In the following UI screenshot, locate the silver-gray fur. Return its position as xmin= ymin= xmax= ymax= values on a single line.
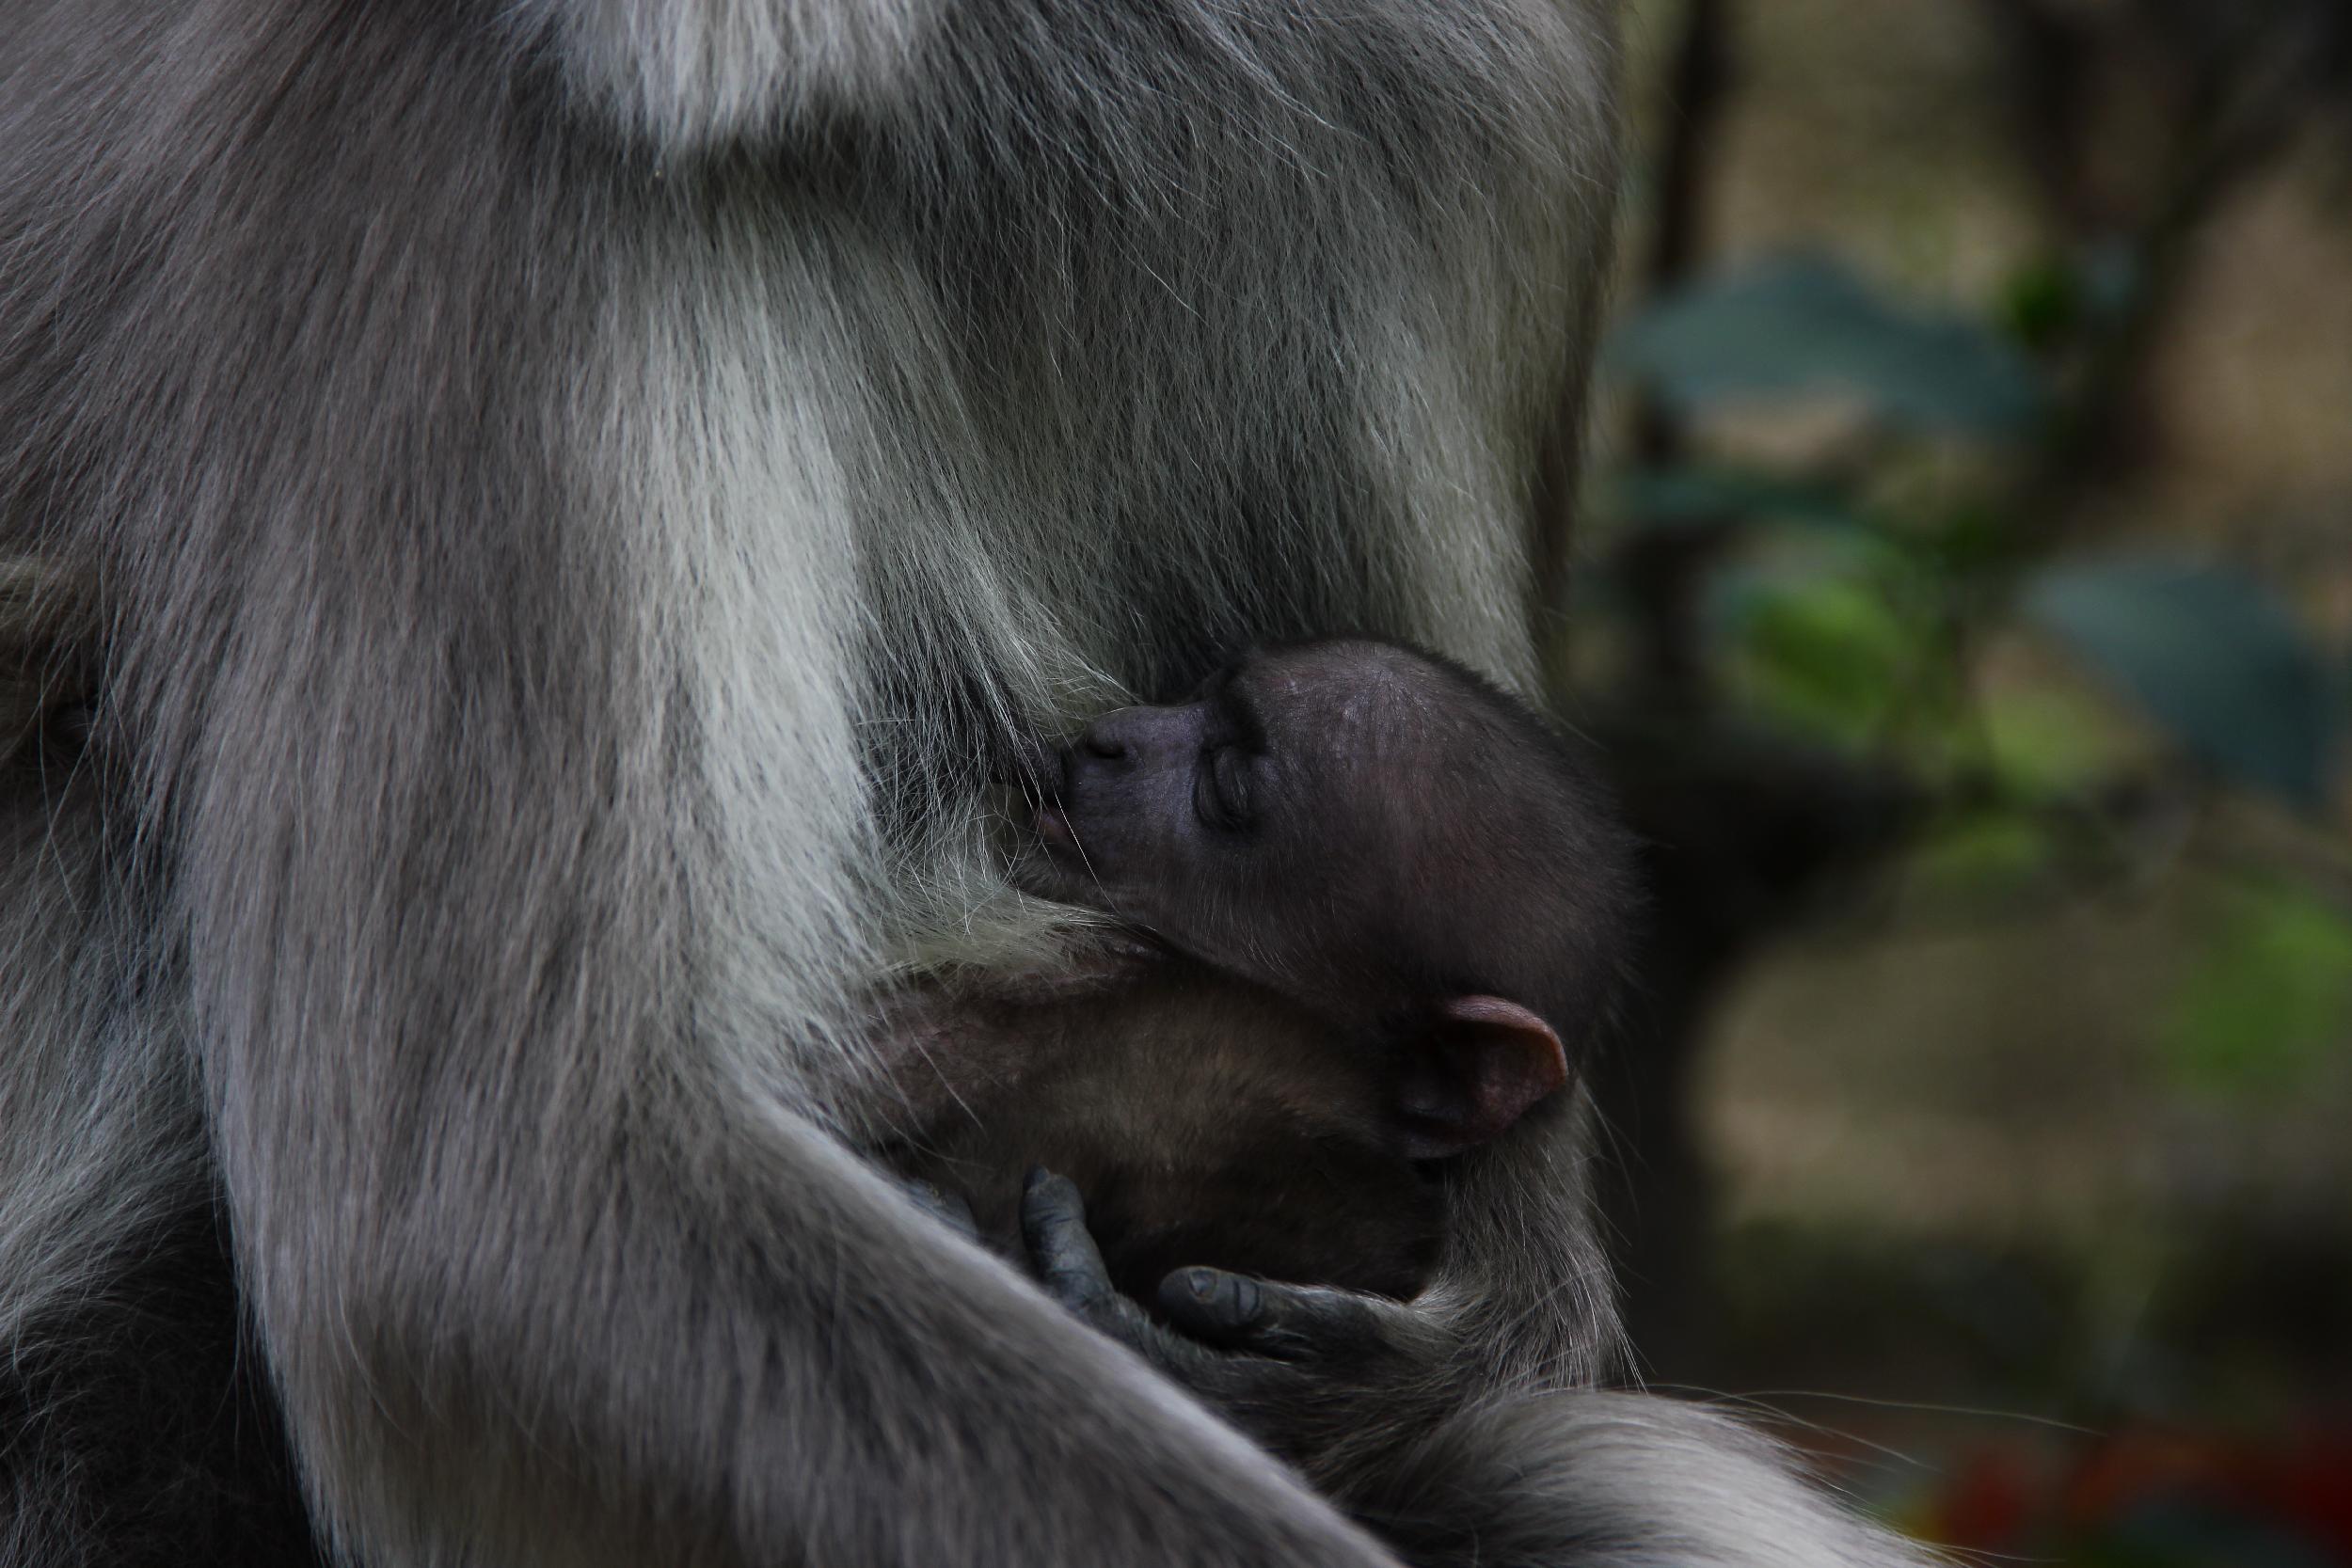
xmin=1372 ymin=1395 xmax=1940 ymax=1568
xmin=0 ymin=2 xmax=1924 ymax=1564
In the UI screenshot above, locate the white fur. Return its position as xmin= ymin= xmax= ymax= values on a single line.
xmin=512 ymin=0 xmax=942 ymax=149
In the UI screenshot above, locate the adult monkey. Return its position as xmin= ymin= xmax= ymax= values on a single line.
xmin=0 ymin=3 xmax=1915 ymax=1566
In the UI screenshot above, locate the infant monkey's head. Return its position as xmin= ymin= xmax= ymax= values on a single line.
xmin=1034 ymin=636 xmax=1638 ymax=1109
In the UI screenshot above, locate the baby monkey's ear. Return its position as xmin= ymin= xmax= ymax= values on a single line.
xmin=1392 ymin=996 xmax=1568 ymax=1160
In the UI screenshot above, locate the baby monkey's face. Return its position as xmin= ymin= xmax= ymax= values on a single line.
xmin=1029 ymin=641 xmax=1436 ymax=995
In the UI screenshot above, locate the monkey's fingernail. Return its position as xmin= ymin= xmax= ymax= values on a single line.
xmin=1180 ymin=1268 xmax=1219 ymax=1301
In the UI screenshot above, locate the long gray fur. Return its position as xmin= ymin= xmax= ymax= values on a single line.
xmin=1 ymin=2 xmax=1923 ymax=1564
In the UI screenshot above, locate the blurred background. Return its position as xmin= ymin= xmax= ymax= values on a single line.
xmin=1569 ymin=1 xmax=2352 ymax=1561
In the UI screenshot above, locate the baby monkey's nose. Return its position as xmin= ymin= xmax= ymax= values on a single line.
xmin=1075 ymin=712 xmax=1144 ymax=765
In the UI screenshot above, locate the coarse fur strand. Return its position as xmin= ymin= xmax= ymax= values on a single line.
xmin=1 ymin=1 xmax=1917 ymax=1564
xmin=0 ymin=653 xmax=315 ymax=1568
xmin=1370 ymin=1395 xmax=1945 ymax=1568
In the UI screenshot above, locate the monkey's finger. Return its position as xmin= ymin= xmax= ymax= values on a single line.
xmin=1156 ymin=1269 xmax=1388 ymax=1362
xmin=1155 ymin=1267 xmax=1266 ymax=1340
xmin=1019 ymin=1168 xmax=1122 ymax=1317
xmin=1021 ymin=1174 xmax=1242 ymax=1389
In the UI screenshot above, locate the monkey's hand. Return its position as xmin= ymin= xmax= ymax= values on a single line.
xmin=1021 ymin=1170 xmax=1462 ymax=1480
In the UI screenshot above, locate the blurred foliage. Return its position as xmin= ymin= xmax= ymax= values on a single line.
xmin=1578 ymin=10 xmax=2352 ymax=1549
xmin=2024 ymin=560 xmax=2342 ymax=810
xmin=1612 ymin=254 xmax=2050 ymax=434
xmin=1590 ymin=243 xmax=2352 ymax=1074
xmin=2161 ymin=884 xmax=2352 ymax=1101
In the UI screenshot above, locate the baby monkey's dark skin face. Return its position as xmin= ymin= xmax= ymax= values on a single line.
xmin=880 ymin=637 xmax=1636 ymax=1313
xmin=1031 ymin=637 xmax=1635 ymax=1069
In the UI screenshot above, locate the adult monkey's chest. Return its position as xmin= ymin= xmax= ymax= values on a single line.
xmin=803 ymin=0 xmax=1615 ymax=698
xmin=611 ymin=0 xmax=1614 ymax=990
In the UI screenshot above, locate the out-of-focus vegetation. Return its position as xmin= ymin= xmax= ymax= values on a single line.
xmin=1567 ymin=2 xmax=2352 ymax=1562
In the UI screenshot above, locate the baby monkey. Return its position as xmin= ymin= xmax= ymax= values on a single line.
xmin=873 ymin=637 xmax=1638 ymax=1316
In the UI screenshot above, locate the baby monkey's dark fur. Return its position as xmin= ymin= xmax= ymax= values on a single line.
xmin=877 ymin=637 xmax=1639 ymax=1316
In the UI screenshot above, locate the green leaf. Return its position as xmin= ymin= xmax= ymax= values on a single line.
xmin=1998 ymin=257 xmax=2083 ymax=354
xmin=1908 ymin=811 xmax=2059 ymax=892
xmin=1997 ymin=244 xmax=2144 ymax=354
xmin=2021 ymin=558 xmax=2341 ymax=810
xmin=1710 ymin=562 xmax=1916 ymax=744
xmin=1608 ymin=254 xmax=2048 ymax=436
xmin=1979 ymin=684 xmax=2137 ymax=796
xmin=2162 ymin=884 xmax=2352 ymax=1101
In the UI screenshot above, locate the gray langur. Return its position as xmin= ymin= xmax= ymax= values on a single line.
xmin=0 ymin=3 xmax=1931 ymax=1566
